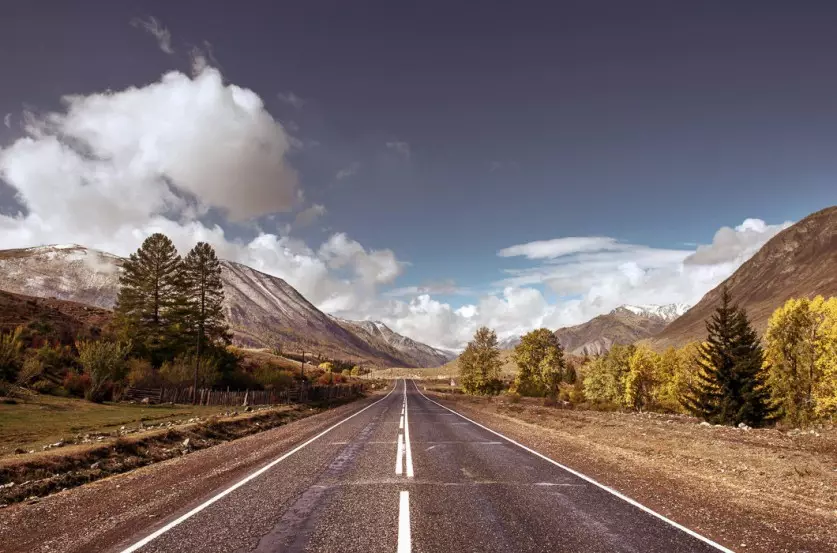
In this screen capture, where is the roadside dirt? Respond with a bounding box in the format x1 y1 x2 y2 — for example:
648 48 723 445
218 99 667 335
428 391 837 553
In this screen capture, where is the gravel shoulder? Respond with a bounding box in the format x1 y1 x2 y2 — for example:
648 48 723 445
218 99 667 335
427 391 837 553
0 392 383 553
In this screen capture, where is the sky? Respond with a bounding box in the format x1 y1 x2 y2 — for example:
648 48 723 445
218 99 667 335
0 1 835 350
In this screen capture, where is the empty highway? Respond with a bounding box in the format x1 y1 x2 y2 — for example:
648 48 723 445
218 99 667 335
96 379 730 553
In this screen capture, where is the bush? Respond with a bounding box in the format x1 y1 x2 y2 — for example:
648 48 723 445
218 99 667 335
255 366 295 390
63 372 92 397
17 356 45 386
505 391 521 404
76 340 132 402
0 327 24 383
159 354 220 389
32 378 58 394
126 358 161 388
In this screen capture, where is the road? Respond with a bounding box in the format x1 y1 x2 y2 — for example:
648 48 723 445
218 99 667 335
101 379 730 553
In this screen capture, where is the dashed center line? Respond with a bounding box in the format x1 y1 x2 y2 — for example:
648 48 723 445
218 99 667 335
397 490 411 553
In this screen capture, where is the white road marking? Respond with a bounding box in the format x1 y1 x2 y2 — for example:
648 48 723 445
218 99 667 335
397 490 411 553
396 433 404 475
118 382 398 553
411 381 735 553
403 380 414 478
399 415 404 429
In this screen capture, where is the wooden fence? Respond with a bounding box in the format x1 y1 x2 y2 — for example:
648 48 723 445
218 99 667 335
124 383 364 406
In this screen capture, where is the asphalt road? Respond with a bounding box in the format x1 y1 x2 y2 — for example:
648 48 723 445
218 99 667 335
110 379 731 553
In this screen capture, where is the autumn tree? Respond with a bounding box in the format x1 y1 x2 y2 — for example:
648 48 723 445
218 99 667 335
114 233 182 365
582 344 635 406
624 344 660 411
764 296 837 422
512 328 566 397
682 287 775 427
459 326 503 395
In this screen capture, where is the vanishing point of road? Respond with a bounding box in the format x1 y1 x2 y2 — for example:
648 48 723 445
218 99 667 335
101 379 730 553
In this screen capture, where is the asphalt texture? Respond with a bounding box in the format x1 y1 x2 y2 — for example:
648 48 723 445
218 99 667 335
109 380 727 553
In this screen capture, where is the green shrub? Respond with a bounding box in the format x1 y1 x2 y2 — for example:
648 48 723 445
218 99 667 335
126 358 161 388
0 327 24 382
76 340 132 402
159 354 220 389
17 356 45 386
255 366 295 390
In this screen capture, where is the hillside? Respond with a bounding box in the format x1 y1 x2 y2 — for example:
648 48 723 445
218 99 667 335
555 304 689 356
333 318 453 368
652 206 837 349
0 245 439 367
498 303 689 356
0 289 111 344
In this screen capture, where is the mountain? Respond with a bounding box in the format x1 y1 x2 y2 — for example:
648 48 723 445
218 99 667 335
333 318 454 367
494 303 689 356
553 303 689 356
0 244 439 367
652 206 837 349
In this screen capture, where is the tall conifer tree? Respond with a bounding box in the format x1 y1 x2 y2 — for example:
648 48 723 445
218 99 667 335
682 287 776 427
180 242 230 358
114 233 182 364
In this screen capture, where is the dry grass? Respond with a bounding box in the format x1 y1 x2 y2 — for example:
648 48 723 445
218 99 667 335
0 391 235 457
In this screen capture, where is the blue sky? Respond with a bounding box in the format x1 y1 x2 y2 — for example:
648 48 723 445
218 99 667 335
0 1 835 348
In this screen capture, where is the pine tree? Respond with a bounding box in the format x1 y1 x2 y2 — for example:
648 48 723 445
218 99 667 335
114 233 182 364
180 242 230 355
682 287 776 427
459 326 503 395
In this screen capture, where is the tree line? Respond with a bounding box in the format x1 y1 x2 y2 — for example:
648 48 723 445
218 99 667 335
457 287 837 427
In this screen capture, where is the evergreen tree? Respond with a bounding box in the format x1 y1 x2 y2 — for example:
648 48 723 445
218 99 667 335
180 242 230 355
114 233 182 364
682 287 776 427
459 326 503 395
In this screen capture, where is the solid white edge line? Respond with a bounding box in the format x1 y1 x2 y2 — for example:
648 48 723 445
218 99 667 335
404 383 414 478
118 381 399 553
396 433 404 475
397 490 411 553
411 381 735 553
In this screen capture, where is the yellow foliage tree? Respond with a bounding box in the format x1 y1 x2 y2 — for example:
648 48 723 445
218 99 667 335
764 296 837 422
624 345 660 411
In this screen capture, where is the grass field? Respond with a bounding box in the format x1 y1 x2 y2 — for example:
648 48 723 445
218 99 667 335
0 392 235 457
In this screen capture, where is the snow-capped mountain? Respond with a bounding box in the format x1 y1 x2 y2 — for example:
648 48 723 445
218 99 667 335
618 303 691 322
333 318 454 368
0 244 441 367
496 303 691 356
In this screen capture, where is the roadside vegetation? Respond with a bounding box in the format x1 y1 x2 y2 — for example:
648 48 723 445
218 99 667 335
458 287 837 427
0 233 366 406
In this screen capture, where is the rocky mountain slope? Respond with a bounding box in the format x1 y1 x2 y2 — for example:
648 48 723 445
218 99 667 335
334 318 453 367
554 305 687 356
497 303 689 356
652 205 837 349
0 245 439 367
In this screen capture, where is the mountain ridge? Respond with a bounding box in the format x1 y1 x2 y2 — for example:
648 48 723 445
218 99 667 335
0 244 443 367
651 205 837 349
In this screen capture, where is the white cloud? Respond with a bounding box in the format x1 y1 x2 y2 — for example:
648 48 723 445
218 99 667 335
0 66 401 318
277 91 305 109
335 162 360 180
18 66 299 221
498 236 623 259
3 114 10 128
293 204 326 228
385 141 411 159
371 219 791 349
131 16 174 54
684 218 792 266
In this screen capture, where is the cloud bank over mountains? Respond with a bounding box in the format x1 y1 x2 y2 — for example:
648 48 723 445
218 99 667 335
0 54 791 350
